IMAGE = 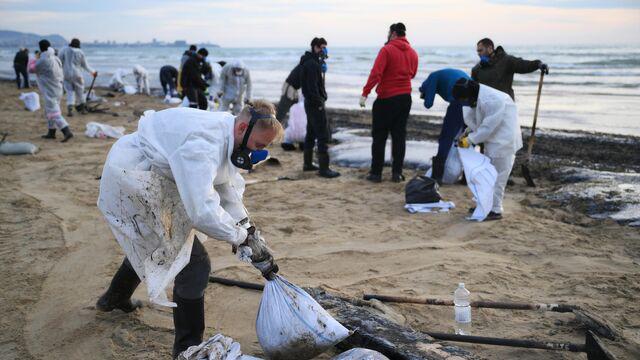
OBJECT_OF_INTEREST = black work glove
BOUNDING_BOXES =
[235,227,279,280]
[539,62,549,75]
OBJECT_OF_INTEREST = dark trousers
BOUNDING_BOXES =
[276,94,296,127]
[160,77,176,96]
[185,87,207,110]
[435,102,465,162]
[370,94,412,175]
[304,102,329,153]
[14,66,28,89]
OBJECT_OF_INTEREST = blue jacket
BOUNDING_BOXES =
[419,68,470,108]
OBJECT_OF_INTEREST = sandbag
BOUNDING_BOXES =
[178,333,262,360]
[256,275,350,360]
[331,348,389,360]
[0,141,39,155]
[19,92,40,112]
[85,122,125,139]
[425,145,463,184]
[405,175,442,204]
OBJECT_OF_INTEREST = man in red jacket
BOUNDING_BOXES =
[360,23,418,183]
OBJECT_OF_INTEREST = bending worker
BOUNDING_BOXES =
[95,101,282,358]
[159,65,178,97]
[419,68,470,184]
[58,38,97,116]
[452,78,522,221]
[133,65,151,96]
[218,60,252,115]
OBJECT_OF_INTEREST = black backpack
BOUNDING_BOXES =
[405,175,442,204]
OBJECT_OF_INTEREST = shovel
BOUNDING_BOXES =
[85,72,97,104]
[521,71,545,187]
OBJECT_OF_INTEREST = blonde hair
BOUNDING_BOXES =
[239,99,284,141]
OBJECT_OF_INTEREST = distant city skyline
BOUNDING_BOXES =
[1,0,639,47]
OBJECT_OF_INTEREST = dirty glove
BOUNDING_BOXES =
[458,135,473,148]
[359,96,367,108]
[235,227,279,280]
[539,62,549,75]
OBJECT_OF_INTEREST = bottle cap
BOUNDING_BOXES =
[458,282,465,287]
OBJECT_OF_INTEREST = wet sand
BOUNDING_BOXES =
[1,81,639,359]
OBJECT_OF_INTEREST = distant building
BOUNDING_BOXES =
[174,40,187,47]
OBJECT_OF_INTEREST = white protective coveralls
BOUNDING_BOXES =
[218,60,252,115]
[30,48,69,130]
[133,64,151,95]
[58,46,94,106]
[97,107,249,306]
[462,84,523,214]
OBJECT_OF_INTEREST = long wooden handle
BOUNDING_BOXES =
[526,71,545,157]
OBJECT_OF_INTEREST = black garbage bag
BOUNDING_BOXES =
[405,175,442,204]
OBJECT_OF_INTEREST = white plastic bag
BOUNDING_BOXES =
[256,275,350,360]
[85,122,125,139]
[178,333,263,360]
[425,145,463,184]
[0,141,39,155]
[123,85,137,95]
[331,348,389,360]
[458,147,497,221]
[284,100,307,144]
[19,92,40,112]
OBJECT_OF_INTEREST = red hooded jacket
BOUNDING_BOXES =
[362,37,418,99]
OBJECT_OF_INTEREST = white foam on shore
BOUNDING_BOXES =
[329,128,439,170]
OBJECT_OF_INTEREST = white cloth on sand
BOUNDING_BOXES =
[177,333,261,360]
[405,201,455,214]
[458,147,497,221]
[85,122,125,139]
[97,108,249,306]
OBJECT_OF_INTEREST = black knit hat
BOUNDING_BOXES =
[452,78,480,104]
[70,38,80,48]
[197,48,208,57]
[390,23,406,36]
[38,39,51,52]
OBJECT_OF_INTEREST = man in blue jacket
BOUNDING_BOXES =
[419,68,470,184]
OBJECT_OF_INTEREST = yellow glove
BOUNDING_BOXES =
[458,136,472,148]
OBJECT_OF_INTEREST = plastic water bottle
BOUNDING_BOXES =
[454,283,471,335]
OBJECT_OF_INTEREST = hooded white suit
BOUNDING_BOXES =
[58,46,94,106]
[97,107,249,305]
[218,60,252,115]
[463,84,523,214]
[31,47,68,130]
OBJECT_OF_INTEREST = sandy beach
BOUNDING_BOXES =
[1,80,639,359]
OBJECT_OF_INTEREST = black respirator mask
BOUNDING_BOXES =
[231,108,272,170]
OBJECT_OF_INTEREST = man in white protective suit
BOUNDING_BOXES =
[95,100,282,358]
[452,78,523,221]
[217,60,252,115]
[58,38,97,116]
[133,64,151,95]
[30,39,74,142]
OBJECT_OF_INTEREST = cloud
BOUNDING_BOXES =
[486,0,640,9]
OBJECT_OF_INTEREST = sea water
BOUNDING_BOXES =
[1,44,638,136]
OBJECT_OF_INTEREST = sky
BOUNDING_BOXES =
[0,0,639,47]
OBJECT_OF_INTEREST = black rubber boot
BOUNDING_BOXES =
[60,126,74,143]
[76,103,88,115]
[431,156,445,185]
[391,172,405,183]
[281,142,296,151]
[366,173,382,183]
[172,292,205,359]
[303,148,319,171]
[96,260,142,313]
[41,129,56,139]
[67,105,73,117]
[317,152,340,178]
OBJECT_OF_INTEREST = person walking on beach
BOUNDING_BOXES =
[13,48,29,89]
[218,60,252,115]
[300,37,340,178]
[419,68,471,184]
[360,23,418,183]
[29,39,74,142]
[472,38,548,100]
[95,101,281,358]
[452,78,522,221]
[181,48,210,110]
[160,65,178,97]
[58,38,97,116]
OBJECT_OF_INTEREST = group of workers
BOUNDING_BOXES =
[19,23,548,358]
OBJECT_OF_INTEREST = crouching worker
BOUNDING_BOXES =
[452,78,522,221]
[95,100,282,358]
